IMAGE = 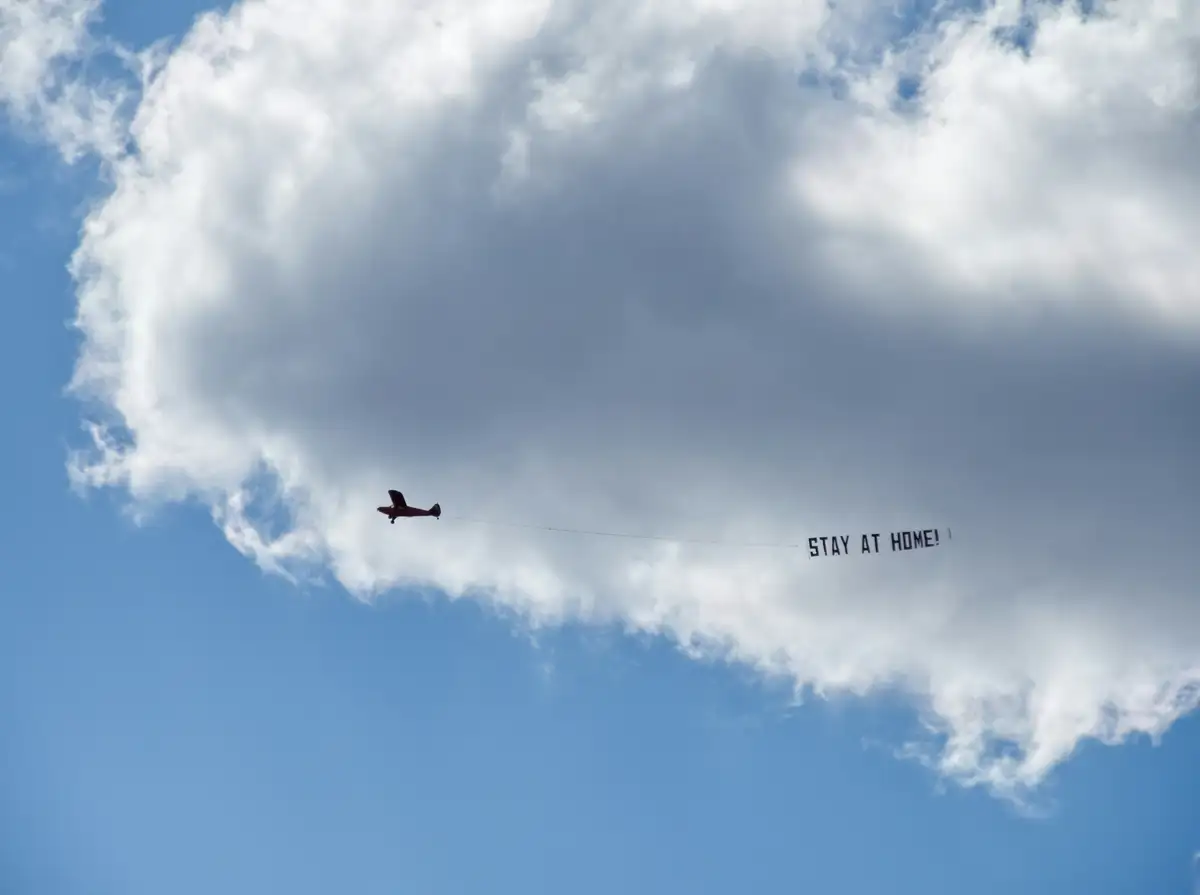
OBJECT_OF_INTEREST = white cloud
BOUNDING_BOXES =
[38,0,1200,801]
[0,0,133,161]
[0,0,93,109]
[797,0,1200,323]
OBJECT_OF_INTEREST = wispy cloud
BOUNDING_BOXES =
[0,0,137,161]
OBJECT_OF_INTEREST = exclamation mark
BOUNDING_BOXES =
[933,529,940,546]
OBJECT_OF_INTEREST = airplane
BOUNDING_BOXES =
[377,489,441,523]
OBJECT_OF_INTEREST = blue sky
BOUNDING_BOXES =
[4,0,1200,892]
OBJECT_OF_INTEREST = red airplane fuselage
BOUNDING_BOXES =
[377,505,436,520]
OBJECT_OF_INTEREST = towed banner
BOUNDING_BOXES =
[808,528,949,557]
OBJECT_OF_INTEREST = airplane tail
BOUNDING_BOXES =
[430,502,441,518]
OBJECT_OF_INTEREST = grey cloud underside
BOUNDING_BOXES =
[178,58,1199,601]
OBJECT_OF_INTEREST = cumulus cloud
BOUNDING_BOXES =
[38,0,1200,800]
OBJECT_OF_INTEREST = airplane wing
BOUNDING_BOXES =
[388,489,406,508]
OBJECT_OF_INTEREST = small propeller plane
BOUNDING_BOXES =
[377,489,441,523]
